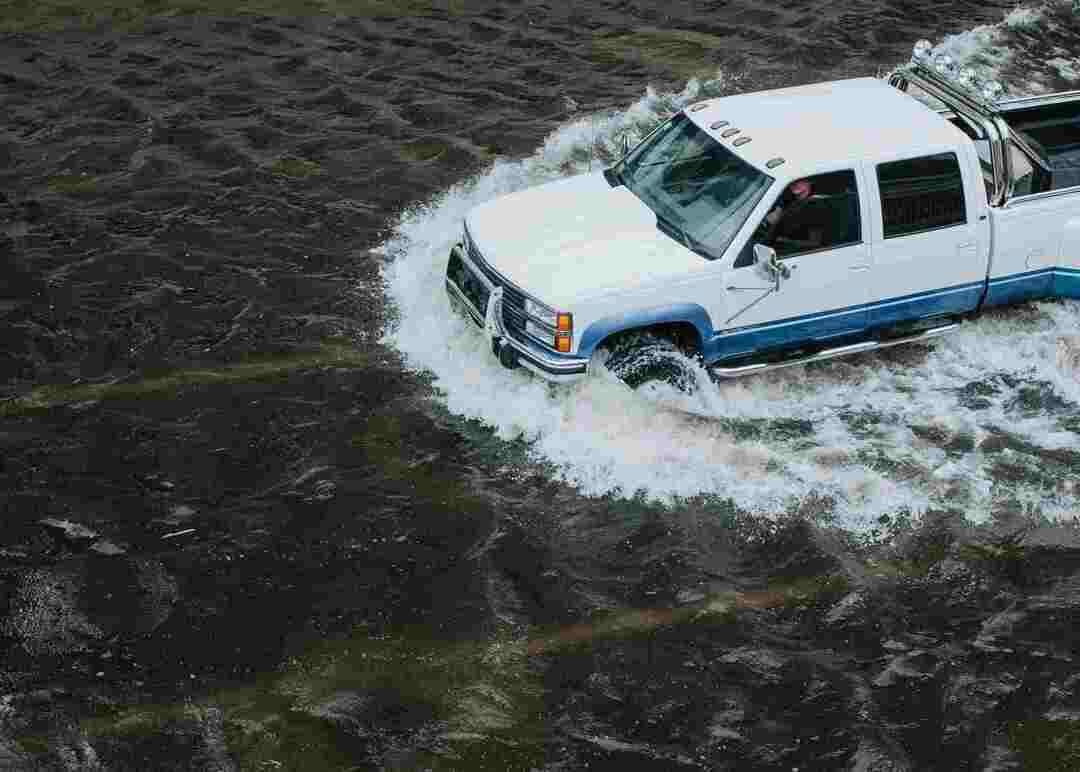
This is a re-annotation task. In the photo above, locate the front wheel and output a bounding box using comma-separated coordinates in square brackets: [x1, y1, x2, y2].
[598, 333, 701, 394]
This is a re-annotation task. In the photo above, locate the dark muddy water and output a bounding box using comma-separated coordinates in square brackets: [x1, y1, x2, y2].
[3, 2, 1080, 770]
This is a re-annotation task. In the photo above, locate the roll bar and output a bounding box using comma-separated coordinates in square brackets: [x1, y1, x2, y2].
[889, 63, 1011, 206]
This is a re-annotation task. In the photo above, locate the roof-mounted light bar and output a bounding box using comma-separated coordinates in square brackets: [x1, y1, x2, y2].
[907, 39, 1005, 106]
[891, 44, 1010, 205]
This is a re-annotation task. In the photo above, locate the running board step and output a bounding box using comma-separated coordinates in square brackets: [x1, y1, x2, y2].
[709, 322, 960, 378]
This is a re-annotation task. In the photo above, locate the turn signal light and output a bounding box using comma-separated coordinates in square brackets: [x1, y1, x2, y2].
[555, 312, 573, 352]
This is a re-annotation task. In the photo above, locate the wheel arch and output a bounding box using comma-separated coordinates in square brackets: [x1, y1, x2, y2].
[577, 304, 713, 359]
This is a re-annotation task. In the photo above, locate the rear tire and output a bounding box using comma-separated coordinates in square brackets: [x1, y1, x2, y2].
[600, 333, 700, 394]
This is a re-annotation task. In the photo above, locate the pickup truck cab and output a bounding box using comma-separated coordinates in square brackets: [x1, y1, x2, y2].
[445, 56, 1080, 387]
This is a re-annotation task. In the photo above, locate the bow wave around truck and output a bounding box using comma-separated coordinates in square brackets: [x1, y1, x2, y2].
[381, 12, 1080, 530]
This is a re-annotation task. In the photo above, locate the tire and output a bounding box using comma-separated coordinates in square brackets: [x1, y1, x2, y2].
[599, 333, 700, 394]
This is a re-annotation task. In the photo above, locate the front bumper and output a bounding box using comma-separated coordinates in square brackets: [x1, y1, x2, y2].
[445, 244, 589, 383]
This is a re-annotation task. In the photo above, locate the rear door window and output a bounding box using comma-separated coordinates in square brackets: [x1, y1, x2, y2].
[876, 153, 966, 238]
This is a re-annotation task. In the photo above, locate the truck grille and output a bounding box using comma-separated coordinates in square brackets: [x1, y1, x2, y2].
[450, 226, 557, 351]
[446, 249, 489, 322]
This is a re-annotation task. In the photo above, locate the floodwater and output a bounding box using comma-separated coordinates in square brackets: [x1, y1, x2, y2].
[3, 1, 1080, 770]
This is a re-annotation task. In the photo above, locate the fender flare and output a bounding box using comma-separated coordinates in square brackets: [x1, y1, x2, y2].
[576, 304, 715, 359]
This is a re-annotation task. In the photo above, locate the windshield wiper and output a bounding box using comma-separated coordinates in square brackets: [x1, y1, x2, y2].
[655, 214, 714, 260]
[634, 153, 713, 169]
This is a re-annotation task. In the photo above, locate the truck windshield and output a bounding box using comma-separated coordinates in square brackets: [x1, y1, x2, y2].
[616, 112, 773, 260]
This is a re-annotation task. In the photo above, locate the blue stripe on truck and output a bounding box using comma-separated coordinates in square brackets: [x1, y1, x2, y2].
[704, 280, 985, 361]
[576, 267, 1080, 365]
[1053, 267, 1080, 298]
[982, 268, 1055, 307]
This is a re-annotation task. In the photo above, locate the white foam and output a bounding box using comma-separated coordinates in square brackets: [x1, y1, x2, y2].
[379, 68, 1080, 532]
[921, 1, 1080, 96]
[1004, 5, 1045, 28]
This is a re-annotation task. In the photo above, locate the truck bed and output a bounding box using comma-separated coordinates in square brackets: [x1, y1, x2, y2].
[1001, 98, 1080, 191]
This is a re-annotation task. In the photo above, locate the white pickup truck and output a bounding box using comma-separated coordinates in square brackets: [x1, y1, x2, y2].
[445, 56, 1080, 388]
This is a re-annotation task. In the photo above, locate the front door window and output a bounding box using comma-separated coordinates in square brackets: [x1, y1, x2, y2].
[734, 170, 862, 267]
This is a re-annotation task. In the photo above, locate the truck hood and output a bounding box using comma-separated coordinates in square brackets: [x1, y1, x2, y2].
[465, 172, 707, 307]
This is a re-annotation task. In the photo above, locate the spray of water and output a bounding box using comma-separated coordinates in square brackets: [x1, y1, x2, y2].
[923, 0, 1080, 96]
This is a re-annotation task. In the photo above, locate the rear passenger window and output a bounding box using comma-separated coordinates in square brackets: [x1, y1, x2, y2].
[877, 153, 966, 238]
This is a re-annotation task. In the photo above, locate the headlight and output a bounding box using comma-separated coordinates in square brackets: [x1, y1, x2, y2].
[523, 298, 573, 352]
[525, 298, 557, 325]
[525, 320, 551, 339]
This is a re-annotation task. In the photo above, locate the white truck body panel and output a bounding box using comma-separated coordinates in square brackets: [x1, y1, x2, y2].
[861, 141, 989, 328]
[466, 172, 706, 308]
[682, 78, 963, 180]
[445, 65, 1080, 383]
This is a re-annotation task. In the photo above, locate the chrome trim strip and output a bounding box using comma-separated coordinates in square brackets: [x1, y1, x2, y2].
[516, 358, 588, 382]
[1003, 184, 1080, 208]
[499, 329, 590, 376]
[714, 283, 976, 338]
[870, 283, 975, 310]
[991, 115, 1014, 202]
[454, 242, 496, 294]
[997, 90, 1080, 110]
[446, 278, 485, 327]
[710, 323, 959, 378]
[987, 269, 1052, 286]
[715, 304, 865, 337]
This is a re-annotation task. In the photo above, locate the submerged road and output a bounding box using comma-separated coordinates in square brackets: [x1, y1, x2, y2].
[2, 1, 1080, 769]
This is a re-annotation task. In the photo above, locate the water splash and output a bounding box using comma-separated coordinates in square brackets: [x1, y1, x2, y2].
[379, 55, 1080, 531]
[922, 0, 1080, 96]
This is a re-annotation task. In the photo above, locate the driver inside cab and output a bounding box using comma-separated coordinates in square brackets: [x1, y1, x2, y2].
[758, 178, 825, 253]
[734, 178, 825, 267]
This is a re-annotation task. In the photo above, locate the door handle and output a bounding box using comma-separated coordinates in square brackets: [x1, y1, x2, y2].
[957, 241, 976, 249]
[850, 263, 870, 271]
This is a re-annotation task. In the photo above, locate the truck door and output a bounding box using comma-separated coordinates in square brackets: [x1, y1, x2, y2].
[865, 150, 986, 330]
[713, 168, 872, 359]
[982, 140, 1060, 306]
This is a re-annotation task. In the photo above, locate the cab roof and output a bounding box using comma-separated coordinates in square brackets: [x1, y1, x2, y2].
[686, 77, 965, 179]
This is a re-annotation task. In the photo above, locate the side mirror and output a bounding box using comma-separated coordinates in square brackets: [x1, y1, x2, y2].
[753, 243, 790, 286]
